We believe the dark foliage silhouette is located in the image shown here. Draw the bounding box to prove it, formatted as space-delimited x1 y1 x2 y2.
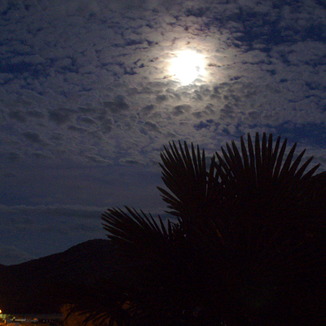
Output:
71 133 325 326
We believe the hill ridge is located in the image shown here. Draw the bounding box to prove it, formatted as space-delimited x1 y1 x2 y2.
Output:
0 239 114 314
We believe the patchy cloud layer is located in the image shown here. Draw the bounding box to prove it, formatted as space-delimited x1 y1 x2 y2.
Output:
0 0 325 264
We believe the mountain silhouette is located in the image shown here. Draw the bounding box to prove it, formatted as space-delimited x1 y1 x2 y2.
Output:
0 239 115 314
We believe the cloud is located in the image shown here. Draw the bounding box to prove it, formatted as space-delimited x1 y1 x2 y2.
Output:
84 154 112 164
22 131 46 145
4 152 21 162
7 110 27 122
0 204 103 220
78 116 97 125
0 0 325 263
103 97 130 114
0 162 163 208
172 104 192 116
26 109 45 119
31 151 51 160
48 108 75 125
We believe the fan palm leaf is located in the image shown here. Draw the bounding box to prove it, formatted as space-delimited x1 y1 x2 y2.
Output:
71 133 324 326
101 207 202 325
158 141 218 216
102 207 172 246
158 141 222 242
156 133 324 324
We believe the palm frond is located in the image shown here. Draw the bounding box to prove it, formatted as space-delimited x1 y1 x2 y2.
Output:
158 141 207 214
213 133 321 214
72 133 324 326
102 207 174 248
157 141 220 234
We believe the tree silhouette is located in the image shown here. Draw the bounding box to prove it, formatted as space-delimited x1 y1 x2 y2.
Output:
71 133 325 326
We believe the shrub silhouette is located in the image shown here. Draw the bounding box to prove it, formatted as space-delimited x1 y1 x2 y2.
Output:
72 133 325 326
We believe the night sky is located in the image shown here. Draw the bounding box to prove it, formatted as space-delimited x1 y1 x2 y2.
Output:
0 0 325 265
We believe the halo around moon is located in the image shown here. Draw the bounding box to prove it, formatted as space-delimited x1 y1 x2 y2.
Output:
169 50 206 85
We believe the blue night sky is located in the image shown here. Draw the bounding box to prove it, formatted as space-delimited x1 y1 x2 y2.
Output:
0 0 325 265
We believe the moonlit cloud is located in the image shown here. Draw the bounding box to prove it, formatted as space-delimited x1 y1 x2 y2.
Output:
0 0 325 264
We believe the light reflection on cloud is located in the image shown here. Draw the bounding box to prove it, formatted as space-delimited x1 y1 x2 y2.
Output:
168 49 207 85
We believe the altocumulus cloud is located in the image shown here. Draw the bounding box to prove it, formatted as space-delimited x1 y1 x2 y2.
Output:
0 0 325 263
1 0 324 165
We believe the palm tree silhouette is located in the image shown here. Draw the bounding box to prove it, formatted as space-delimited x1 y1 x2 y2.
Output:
71 133 325 326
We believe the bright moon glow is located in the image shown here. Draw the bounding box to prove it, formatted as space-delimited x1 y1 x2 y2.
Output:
169 50 206 85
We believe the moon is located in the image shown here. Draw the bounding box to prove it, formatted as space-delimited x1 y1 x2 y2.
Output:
169 50 206 85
